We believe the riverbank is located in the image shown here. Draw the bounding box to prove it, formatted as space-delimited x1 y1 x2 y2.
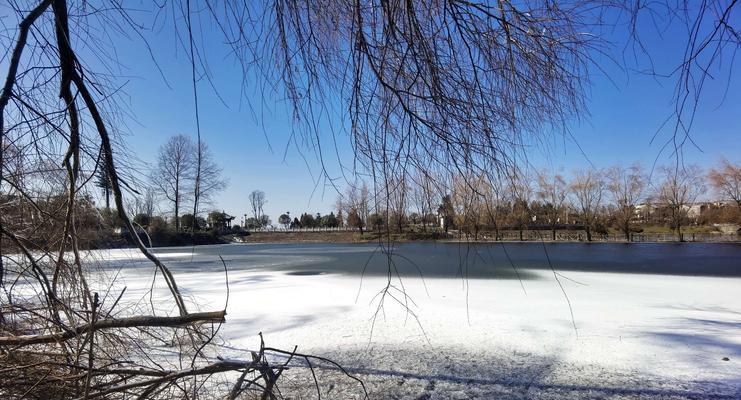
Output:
234 229 741 244
33 228 734 253
234 230 445 243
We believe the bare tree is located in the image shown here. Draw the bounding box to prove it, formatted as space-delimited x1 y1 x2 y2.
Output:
151 135 196 233
607 165 646 241
359 182 371 225
128 185 158 218
192 140 227 218
387 175 408 233
570 169 606 241
249 190 267 223
451 173 488 239
410 171 438 232
343 181 371 232
508 171 533 241
708 160 741 207
142 186 157 218
536 170 569 240
477 176 503 240
655 165 706 241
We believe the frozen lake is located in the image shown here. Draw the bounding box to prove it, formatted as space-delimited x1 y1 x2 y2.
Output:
95 242 741 399
101 241 741 277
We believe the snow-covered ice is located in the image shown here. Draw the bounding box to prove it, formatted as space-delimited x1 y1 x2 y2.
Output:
103 244 741 399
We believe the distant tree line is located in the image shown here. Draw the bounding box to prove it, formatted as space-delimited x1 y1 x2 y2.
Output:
6 151 736 247
313 161 740 242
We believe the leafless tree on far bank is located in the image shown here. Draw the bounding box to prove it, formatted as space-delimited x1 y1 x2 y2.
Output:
342 181 372 234
129 185 158 220
607 165 646 241
151 134 196 233
570 169 606 242
709 159 741 208
655 165 706 241
536 171 569 241
249 190 267 222
192 140 227 220
410 170 438 232
508 171 534 241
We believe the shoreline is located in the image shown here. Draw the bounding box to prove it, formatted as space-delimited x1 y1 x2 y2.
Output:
231 230 741 245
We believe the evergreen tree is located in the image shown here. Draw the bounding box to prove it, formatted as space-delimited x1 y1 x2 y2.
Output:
96 166 112 210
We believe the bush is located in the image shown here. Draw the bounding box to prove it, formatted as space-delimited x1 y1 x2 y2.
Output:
100 207 125 229
593 222 608 235
133 213 151 227
148 216 172 245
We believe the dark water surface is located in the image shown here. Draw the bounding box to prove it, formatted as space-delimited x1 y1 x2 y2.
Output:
129 242 741 279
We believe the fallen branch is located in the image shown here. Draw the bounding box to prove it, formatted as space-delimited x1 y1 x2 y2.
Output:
75 359 258 400
0 310 226 347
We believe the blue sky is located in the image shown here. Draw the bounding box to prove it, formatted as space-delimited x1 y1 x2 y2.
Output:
104 8 740 223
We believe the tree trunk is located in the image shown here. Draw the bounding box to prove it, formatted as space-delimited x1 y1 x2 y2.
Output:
174 201 179 233
174 177 180 233
585 225 592 242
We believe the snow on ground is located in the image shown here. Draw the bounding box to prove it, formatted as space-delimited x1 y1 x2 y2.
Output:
103 248 741 399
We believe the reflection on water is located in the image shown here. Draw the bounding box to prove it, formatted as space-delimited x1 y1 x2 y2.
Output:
101 242 741 278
